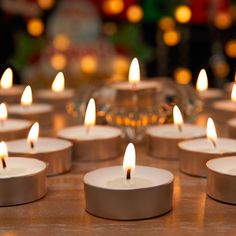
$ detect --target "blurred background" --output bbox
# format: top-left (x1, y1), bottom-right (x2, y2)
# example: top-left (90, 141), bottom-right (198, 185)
top-left (0, 0), bottom-right (236, 88)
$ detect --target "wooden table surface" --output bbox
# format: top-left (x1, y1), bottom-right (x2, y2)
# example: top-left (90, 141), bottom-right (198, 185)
top-left (0, 112), bottom-right (235, 236)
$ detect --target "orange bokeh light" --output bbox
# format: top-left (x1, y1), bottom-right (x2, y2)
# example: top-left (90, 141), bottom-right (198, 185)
top-left (126, 5), bottom-right (143, 23)
top-left (102, 0), bottom-right (124, 15)
top-left (27, 18), bottom-right (44, 37)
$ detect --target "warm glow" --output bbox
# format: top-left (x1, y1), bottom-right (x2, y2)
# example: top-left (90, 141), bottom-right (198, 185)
top-left (50, 53), bottom-right (67, 70)
top-left (174, 5), bottom-right (192, 24)
top-left (102, 0), bottom-right (124, 15)
top-left (27, 122), bottom-right (39, 148)
top-left (128, 58), bottom-right (140, 84)
top-left (113, 55), bottom-right (130, 75)
top-left (123, 143), bottom-right (136, 173)
top-left (159, 16), bottom-right (175, 31)
top-left (84, 98), bottom-right (96, 127)
top-left (196, 69), bottom-right (208, 92)
top-left (0, 103), bottom-right (7, 122)
top-left (163, 30), bottom-right (181, 46)
top-left (214, 12), bottom-right (232, 30)
top-left (38, 0), bottom-right (55, 10)
top-left (206, 118), bottom-right (217, 144)
top-left (174, 67), bottom-right (192, 84)
top-left (80, 55), bottom-right (97, 74)
top-left (0, 141), bottom-right (8, 161)
top-left (53, 34), bottom-right (70, 51)
top-left (1, 68), bottom-right (13, 89)
top-left (231, 84), bottom-right (236, 102)
top-left (225, 40), bottom-right (236, 58)
top-left (126, 5), bottom-right (143, 23)
top-left (212, 62), bottom-right (229, 78)
top-left (173, 105), bottom-right (184, 126)
top-left (27, 18), bottom-right (44, 37)
top-left (21, 86), bottom-right (33, 107)
top-left (51, 72), bottom-right (65, 92)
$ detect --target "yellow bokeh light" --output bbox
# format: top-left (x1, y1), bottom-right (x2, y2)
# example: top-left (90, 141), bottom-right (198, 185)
top-left (225, 40), bottom-right (236, 58)
top-left (38, 0), bottom-right (55, 10)
top-left (27, 18), bottom-right (44, 37)
top-left (159, 16), bottom-right (175, 31)
top-left (113, 55), bottom-right (130, 75)
top-left (126, 5), bottom-right (143, 23)
top-left (214, 12), bottom-right (232, 29)
top-left (174, 5), bottom-right (192, 24)
top-left (80, 55), bottom-right (97, 74)
top-left (163, 30), bottom-right (181, 46)
top-left (174, 68), bottom-right (192, 84)
top-left (50, 53), bottom-right (67, 70)
top-left (53, 34), bottom-right (70, 51)
top-left (102, 0), bottom-right (124, 15)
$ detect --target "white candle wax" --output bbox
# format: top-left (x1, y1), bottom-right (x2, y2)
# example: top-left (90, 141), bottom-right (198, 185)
top-left (0, 85), bottom-right (24, 96)
top-left (0, 119), bottom-right (31, 132)
top-left (213, 100), bottom-right (236, 112)
top-left (8, 104), bottom-right (53, 115)
top-left (198, 89), bottom-right (223, 100)
top-left (37, 89), bottom-right (74, 100)
top-left (146, 124), bottom-right (205, 139)
top-left (112, 81), bottom-right (159, 91)
top-left (0, 157), bottom-right (46, 178)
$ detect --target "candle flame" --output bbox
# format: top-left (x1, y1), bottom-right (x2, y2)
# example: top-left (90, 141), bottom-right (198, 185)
top-left (173, 105), bottom-right (184, 130)
top-left (51, 72), bottom-right (65, 92)
top-left (1, 68), bottom-right (13, 89)
top-left (123, 143), bottom-right (136, 173)
top-left (196, 69), bottom-right (208, 91)
top-left (27, 122), bottom-right (39, 148)
top-left (84, 98), bottom-right (96, 128)
top-left (128, 58), bottom-right (140, 84)
top-left (0, 103), bottom-right (7, 122)
top-left (0, 141), bottom-right (8, 161)
top-left (21, 86), bottom-right (33, 106)
top-left (207, 117), bottom-right (217, 145)
top-left (231, 84), bottom-right (236, 102)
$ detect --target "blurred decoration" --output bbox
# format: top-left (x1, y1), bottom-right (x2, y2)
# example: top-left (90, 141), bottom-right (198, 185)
top-left (126, 5), bottom-right (143, 23)
top-left (174, 5), bottom-right (192, 24)
top-left (174, 67), bottom-right (192, 85)
top-left (163, 30), bottom-right (181, 47)
top-left (158, 16), bottom-right (176, 31)
top-left (102, 0), bottom-right (124, 15)
top-left (53, 34), bottom-right (70, 51)
top-left (214, 11), bottom-right (232, 29)
top-left (50, 53), bottom-right (67, 70)
top-left (27, 18), bottom-right (44, 37)
top-left (225, 39), bottom-right (236, 58)
top-left (37, 0), bottom-right (55, 10)
top-left (80, 55), bottom-right (98, 74)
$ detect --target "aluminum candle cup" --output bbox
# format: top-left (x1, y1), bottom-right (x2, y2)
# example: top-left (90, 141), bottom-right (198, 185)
top-left (57, 125), bottom-right (122, 161)
top-left (198, 89), bottom-right (223, 108)
top-left (146, 124), bottom-right (206, 160)
top-left (227, 118), bottom-right (236, 139)
top-left (6, 138), bottom-right (72, 176)
top-left (179, 138), bottom-right (236, 177)
top-left (0, 85), bottom-right (24, 104)
top-left (0, 119), bottom-right (32, 141)
top-left (8, 104), bottom-right (53, 126)
top-left (84, 166), bottom-right (174, 220)
top-left (207, 156), bottom-right (236, 204)
top-left (0, 157), bottom-right (47, 206)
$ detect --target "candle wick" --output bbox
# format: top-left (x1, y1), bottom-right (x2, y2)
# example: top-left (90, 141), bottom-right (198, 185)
top-left (1, 158), bottom-right (6, 169)
top-left (177, 124), bottom-right (183, 133)
top-left (210, 139), bottom-right (217, 149)
top-left (126, 168), bottom-right (131, 180)
top-left (30, 141), bottom-right (34, 149)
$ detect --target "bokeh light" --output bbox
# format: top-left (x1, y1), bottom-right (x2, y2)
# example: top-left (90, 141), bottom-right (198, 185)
top-left (174, 67), bottom-right (192, 84)
top-left (27, 18), bottom-right (44, 37)
top-left (163, 30), bottom-right (181, 46)
top-left (214, 12), bottom-right (232, 29)
top-left (159, 16), bottom-right (175, 31)
top-left (113, 55), bottom-right (130, 75)
top-left (102, 0), bottom-right (124, 15)
top-left (50, 53), bottom-right (67, 70)
top-left (126, 5), bottom-right (143, 23)
top-left (53, 34), bottom-right (70, 51)
top-left (80, 55), bottom-right (97, 74)
top-left (174, 5), bottom-right (192, 24)
top-left (37, 0), bottom-right (55, 10)
top-left (225, 40), bottom-right (236, 58)
top-left (212, 62), bottom-right (230, 78)
top-left (103, 22), bottom-right (118, 36)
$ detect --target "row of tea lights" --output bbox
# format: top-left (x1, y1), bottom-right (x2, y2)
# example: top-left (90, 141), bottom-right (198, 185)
top-left (0, 62), bottom-right (236, 220)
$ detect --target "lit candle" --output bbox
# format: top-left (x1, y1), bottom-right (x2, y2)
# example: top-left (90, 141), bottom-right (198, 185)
top-left (57, 98), bottom-right (122, 161)
top-left (7, 122), bottom-right (72, 176)
top-left (8, 85), bottom-right (53, 125)
top-left (36, 72), bottom-right (74, 110)
top-left (0, 141), bottom-right (47, 206)
top-left (179, 117), bottom-right (236, 177)
top-left (84, 143), bottom-right (174, 220)
top-left (146, 105), bottom-right (205, 160)
top-left (0, 68), bottom-right (24, 103)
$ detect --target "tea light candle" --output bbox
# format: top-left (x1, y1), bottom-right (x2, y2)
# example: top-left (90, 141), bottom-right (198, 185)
top-left (179, 118), bottom-right (236, 177)
top-left (0, 103), bottom-right (32, 141)
top-left (58, 98), bottom-right (122, 161)
top-left (36, 72), bottom-right (74, 110)
top-left (0, 142), bottom-right (47, 206)
top-left (8, 86), bottom-right (53, 126)
top-left (84, 143), bottom-right (174, 220)
top-left (146, 105), bottom-right (205, 160)
top-left (6, 122), bottom-right (72, 176)
top-left (212, 84), bottom-right (236, 121)
top-left (196, 69), bottom-right (223, 107)
top-left (0, 68), bottom-right (24, 104)
top-left (227, 118), bottom-right (236, 138)
top-left (207, 156), bottom-right (236, 204)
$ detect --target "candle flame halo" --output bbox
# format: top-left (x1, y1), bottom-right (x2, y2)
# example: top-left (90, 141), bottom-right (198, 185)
top-left (196, 69), bottom-right (208, 92)
top-left (21, 86), bottom-right (33, 106)
top-left (27, 122), bottom-right (39, 148)
top-left (51, 72), bottom-right (65, 92)
top-left (123, 143), bottom-right (136, 175)
top-left (1, 68), bottom-right (13, 89)
top-left (84, 98), bottom-right (96, 129)
top-left (0, 103), bottom-right (7, 122)
top-left (128, 58), bottom-right (140, 85)
top-left (231, 84), bottom-right (236, 102)
top-left (207, 117), bottom-right (217, 147)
